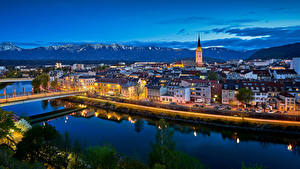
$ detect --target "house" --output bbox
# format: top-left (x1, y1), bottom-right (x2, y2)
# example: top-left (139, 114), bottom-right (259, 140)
top-left (271, 69), bottom-right (297, 79)
top-left (78, 76), bottom-right (96, 90)
top-left (146, 85), bottom-right (167, 102)
top-left (173, 87), bottom-right (190, 103)
top-left (95, 78), bottom-right (133, 96)
top-left (283, 81), bottom-right (300, 103)
top-left (180, 79), bottom-right (211, 103)
top-left (222, 80), bottom-right (241, 105)
top-left (270, 93), bottom-right (296, 111)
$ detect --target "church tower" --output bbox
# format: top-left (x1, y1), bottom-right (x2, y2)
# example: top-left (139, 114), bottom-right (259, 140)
top-left (195, 34), bottom-right (203, 66)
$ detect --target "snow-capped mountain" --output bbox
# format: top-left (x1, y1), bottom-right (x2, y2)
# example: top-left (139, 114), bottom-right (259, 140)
top-left (0, 42), bottom-right (22, 51)
top-left (0, 43), bottom-right (254, 62)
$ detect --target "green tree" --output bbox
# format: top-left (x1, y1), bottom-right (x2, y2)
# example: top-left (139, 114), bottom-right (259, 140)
top-left (40, 73), bottom-right (50, 91)
top-left (153, 163), bottom-right (166, 169)
top-left (149, 119), bottom-right (205, 169)
top-left (5, 69), bottom-right (22, 78)
top-left (31, 73), bottom-right (50, 93)
top-left (0, 146), bottom-right (44, 169)
top-left (50, 79), bottom-right (58, 90)
top-left (0, 109), bottom-right (16, 141)
top-left (14, 124), bottom-right (65, 167)
top-left (236, 88), bottom-right (254, 107)
top-left (83, 146), bottom-right (118, 169)
top-left (31, 77), bottom-right (41, 93)
top-left (119, 157), bottom-right (149, 169)
top-left (207, 71), bottom-right (218, 80)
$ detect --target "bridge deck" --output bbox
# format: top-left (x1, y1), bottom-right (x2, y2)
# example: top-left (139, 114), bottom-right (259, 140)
top-left (0, 91), bottom-right (85, 107)
top-left (0, 78), bottom-right (34, 83)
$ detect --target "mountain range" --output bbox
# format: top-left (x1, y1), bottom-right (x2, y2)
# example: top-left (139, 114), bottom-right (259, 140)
top-left (0, 42), bottom-right (299, 63)
top-left (249, 43), bottom-right (300, 60)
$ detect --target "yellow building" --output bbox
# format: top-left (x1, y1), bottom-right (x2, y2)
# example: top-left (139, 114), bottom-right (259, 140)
top-left (95, 79), bottom-right (123, 96)
top-left (94, 78), bottom-right (147, 100)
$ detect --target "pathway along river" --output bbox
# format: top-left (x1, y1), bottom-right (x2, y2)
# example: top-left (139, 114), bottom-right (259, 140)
top-left (1, 82), bottom-right (300, 169)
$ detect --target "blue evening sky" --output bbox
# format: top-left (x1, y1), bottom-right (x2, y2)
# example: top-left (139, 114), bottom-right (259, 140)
top-left (1, 0), bottom-right (300, 49)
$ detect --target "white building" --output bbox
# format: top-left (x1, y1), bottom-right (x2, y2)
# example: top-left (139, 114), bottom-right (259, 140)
top-left (72, 64), bottom-right (85, 71)
top-left (271, 69), bottom-right (297, 79)
top-left (174, 87), bottom-right (190, 103)
top-left (290, 58), bottom-right (300, 75)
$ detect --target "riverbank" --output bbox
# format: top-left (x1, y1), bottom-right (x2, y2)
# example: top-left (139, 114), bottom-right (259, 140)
top-left (63, 96), bottom-right (300, 135)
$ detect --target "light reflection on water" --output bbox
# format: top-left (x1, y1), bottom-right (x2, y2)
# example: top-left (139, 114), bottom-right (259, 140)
top-left (42, 106), bottom-right (300, 169)
top-left (1, 90), bottom-right (300, 169)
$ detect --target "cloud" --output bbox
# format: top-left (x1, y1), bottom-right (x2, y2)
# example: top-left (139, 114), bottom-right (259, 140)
top-left (212, 25), bottom-right (300, 38)
top-left (158, 16), bottom-right (260, 26)
top-left (125, 26), bottom-right (300, 50)
top-left (176, 28), bottom-right (186, 35)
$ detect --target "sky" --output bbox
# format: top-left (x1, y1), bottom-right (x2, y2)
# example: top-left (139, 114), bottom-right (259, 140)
top-left (1, 0), bottom-right (300, 50)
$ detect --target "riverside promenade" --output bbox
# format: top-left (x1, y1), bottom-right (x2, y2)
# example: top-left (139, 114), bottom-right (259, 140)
top-left (73, 96), bottom-right (300, 128)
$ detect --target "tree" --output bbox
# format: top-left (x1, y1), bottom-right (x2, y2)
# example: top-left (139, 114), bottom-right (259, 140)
top-left (148, 119), bottom-right (175, 167)
top-left (0, 109), bottom-right (16, 140)
top-left (14, 124), bottom-right (64, 166)
top-left (31, 73), bottom-right (50, 93)
top-left (149, 119), bottom-right (206, 169)
top-left (261, 103), bottom-right (267, 113)
top-left (83, 146), bottom-right (118, 169)
top-left (31, 77), bottom-right (41, 93)
top-left (207, 71), bottom-right (218, 80)
top-left (236, 88), bottom-right (254, 107)
top-left (134, 82), bottom-right (145, 100)
top-left (119, 157), bottom-right (149, 169)
top-left (50, 79), bottom-right (58, 90)
top-left (0, 146), bottom-right (44, 169)
top-left (40, 73), bottom-right (50, 91)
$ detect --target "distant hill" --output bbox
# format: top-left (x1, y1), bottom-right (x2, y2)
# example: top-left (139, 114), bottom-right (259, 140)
top-left (249, 43), bottom-right (300, 60)
top-left (0, 42), bottom-right (255, 63)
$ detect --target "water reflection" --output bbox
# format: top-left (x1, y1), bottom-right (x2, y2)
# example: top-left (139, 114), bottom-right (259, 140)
top-left (43, 104), bottom-right (300, 155)
top-left (7, 99), bottom-right (300, 169)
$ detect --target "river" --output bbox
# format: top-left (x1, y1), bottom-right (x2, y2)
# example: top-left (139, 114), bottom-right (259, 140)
top-left (1, 82), bottom-right (300, 169)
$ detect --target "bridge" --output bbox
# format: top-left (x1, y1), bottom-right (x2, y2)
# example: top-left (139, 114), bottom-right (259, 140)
top-left (0, 78), bottom-right (34, 83)
top-left (0, 91), bottom-right (86, 107)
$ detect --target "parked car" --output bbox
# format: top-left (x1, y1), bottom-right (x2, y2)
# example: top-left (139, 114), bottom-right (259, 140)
top-left (256, 109), bottom-right (262, 113)
top-left (169, 102), bottom-right (177, 106)
top-left (214, 106), bottom-right (220, 110)
top-left (193, 104), bottom-right (200, 108)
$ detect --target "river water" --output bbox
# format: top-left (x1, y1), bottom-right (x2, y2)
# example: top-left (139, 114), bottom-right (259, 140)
top-left (1, 82), bottom-right (300, 169)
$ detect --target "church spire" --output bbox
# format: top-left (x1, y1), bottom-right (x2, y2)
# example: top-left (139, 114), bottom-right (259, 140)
top-left (197, 34), bottom-right (201, 48)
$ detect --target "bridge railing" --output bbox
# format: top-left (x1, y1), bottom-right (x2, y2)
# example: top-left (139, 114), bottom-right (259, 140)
top-left (0, 90), bottom-right (87, 103)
